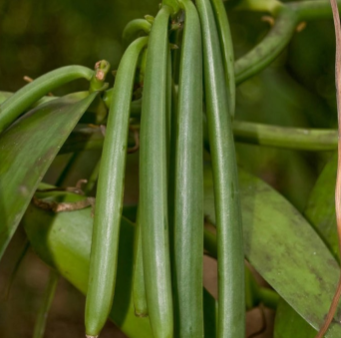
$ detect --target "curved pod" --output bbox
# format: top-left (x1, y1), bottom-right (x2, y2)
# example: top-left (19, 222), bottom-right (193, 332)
top-left (85, 37), bottom-right (148, 337)
top-left (122, 19), bottom-right (152, 46)
top-left (0, 65), bottom-right (94, 133)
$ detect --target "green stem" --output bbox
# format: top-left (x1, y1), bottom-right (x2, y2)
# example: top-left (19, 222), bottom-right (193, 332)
top-left (84, 157), bottom-right (101, 195)
top-left (89, 60), bottom-right (110, 93)
top-left (258, 287), bottom-right (279, 309)
top-left (235, 0), bottom-right (283, 14)
top-left (235, 6), bottom-right (297, 84)
top-left (288, 0), bottom-right (341, 21)
top-left (33, 270), bottom-right (59, 338)
top-left (122, 19), bottom-right (152, 46)
top-left (232, 121), bottom-right (339, 151)
top-left (61, 121), bottom-right (340, 154)
top-left (234, 0), bottom-right (341, 83)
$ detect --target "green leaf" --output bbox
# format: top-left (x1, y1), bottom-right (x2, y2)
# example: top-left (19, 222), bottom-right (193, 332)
top-left (305, 153), bottom-right (339, 262)
top-left (0, 93), bottom-right (97, 259)
top-left (274, 152), bottom-right (339, 337)
top-left (274, 299), bottom-right (315, 338)
top-left (204, 164), bottom-right (341, 336)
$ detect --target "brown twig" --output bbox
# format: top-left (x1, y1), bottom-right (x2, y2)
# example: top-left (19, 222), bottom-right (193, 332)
top-left (315, 1), bottom-right (341, 337)
top-left (32, 195), bottom-right (95, 213)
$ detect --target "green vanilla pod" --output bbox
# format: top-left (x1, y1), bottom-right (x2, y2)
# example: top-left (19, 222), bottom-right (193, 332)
top-left (173, 0), bottom-right (204, 337)
top-left (22, 189), bottom-right (217, 338)
top-left (196, 0), bottom-right (245, 337)
top-left (85, 37), bottom-right (148, 338)
top-left (0, 65), bottom-right (94, 133)
top-left (23, 195), bottom-right (154, 338)
top-left (139, 5), bottom-right (174, 338)
top-left (210, 0), bottom-right (236, 117)
top-left (0, 90), bottom-right (103, 116)
top-left (132, 210), bottom-right (148, 317)
top-left (122, 19), bottom-right (152, 46)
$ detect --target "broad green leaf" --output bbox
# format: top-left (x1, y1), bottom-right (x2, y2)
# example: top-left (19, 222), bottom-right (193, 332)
top-left (274, 153), bottom-right (339, 337)
top-left (274, 299), bottom-right (315, 338)
top-left (204, 164), bottom-right (341, 336)
top-left (0, 93), bottom-right (96, 259)
top-left (0, 91), bottom-right (12, 103)
top-left (22, 191), bottom-right (216, 338)
top-left (305, 153), bottom-right (339, 262)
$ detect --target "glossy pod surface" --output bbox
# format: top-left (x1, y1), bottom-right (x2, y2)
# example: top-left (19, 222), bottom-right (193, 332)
top-left (139, 5), bottom-right (174, 338)
top-left (196, 0), bottom-right (245, 337)
top-left (210, 0), bottom-right (235, 116)
top-left (85, 37), bottom-right (148, 337)
top-left (0, 65), bottom-right (94, 133)
top-left (173, 0), bottom-right (204, 337)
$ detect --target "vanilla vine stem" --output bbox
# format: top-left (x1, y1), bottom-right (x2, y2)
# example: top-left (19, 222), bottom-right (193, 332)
top-left (315, 1), bottom-right (341, 337)
top-left (235, 0), bottom-right (341, 84)
top-left (0, 90), bottom-right (339, 151)
top-left (60, 122), bottom-right (339, 154)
